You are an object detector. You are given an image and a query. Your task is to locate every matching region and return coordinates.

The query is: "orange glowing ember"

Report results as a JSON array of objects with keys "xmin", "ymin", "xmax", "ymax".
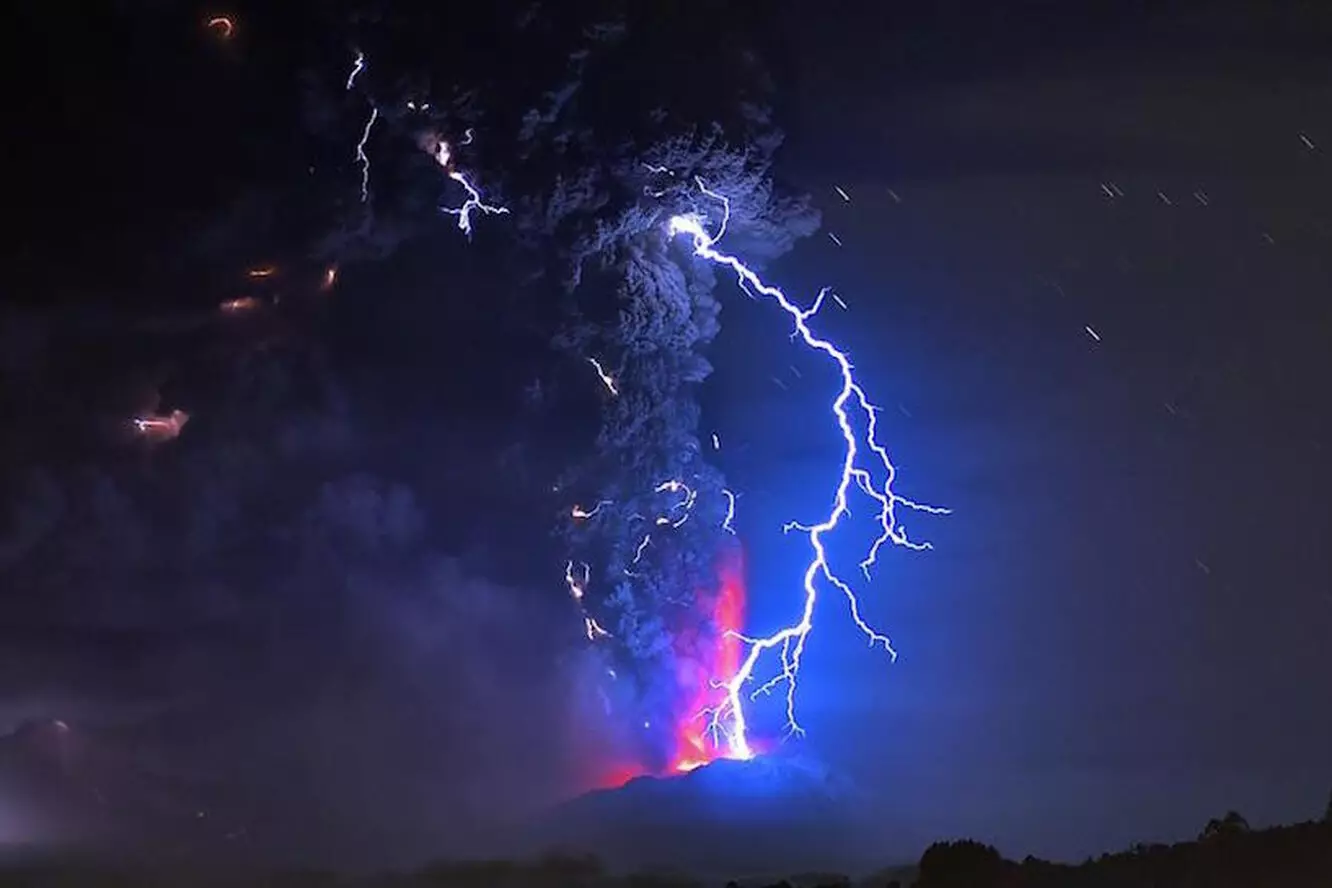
[
  {"xmin": 206, "ymin": 16, "xmax": 234, "ymax": 39},
  {"xmin": 132, "ymin": 409, "xmax": 189, "ymax": 442},
  {"xmin": 246, "ymin": 265, "xmax": 276, "ymax": 279},
  {"xmin": 219, "ymin": 296, "xmax": 259, "ymax": 313}
]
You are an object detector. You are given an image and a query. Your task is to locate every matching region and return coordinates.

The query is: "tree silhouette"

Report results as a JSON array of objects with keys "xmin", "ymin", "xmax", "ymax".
[
  {"xmin": 917, "ymin": 839, "xmax": 1007, "ymax": 887},
  {"xmin": 1200, "ymin": 810, "xmax": 1251, "ymax": 841}
]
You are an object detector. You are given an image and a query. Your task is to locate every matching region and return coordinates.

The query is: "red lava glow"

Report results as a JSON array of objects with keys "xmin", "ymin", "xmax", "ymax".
[
  {"xmin": 668, "ymin": 547, "xmax": 749, "ymax": 774},
  {"xmin": 592, "ymin": 763, "xmax": 646, "ymax": 791},
  {"xmin": 589, "ymin": 548, "xmax": 753, "ymax": 791}
]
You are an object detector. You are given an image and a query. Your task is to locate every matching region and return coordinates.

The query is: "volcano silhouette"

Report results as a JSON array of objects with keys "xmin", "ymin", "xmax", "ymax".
[{"xmin": 524, "ymin": 752, "xmax": 915, "ymax": 877}]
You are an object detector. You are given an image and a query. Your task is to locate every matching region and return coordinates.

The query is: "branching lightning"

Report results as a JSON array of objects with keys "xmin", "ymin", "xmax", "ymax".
[
  {"xmin": 240, "ymin": 24, "xmax": 944, "ymax": 782},
  {"xmin": 427, "ymin": 131, "xmax": 509, "ymax": 237},
  {"xmin": 341, "ymin": 46, "xmax": 502, "ymax": 232},
  {"xmin": 663, "ymin": 178, "xmax": 950, "ymax": 759}
]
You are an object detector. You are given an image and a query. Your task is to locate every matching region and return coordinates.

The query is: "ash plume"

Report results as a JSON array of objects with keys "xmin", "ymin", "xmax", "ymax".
[
  {"xmin": 285, "ymin": 0, "xmax": 820, "ymax": 771},
  {"xmin": 3, "ymin": 0, "xmax": 818, "ymax": 863}
]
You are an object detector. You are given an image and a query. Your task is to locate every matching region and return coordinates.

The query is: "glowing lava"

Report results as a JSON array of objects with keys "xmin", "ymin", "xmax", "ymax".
[
  {"xmin": 586, "ymin": 549, "xmax": 754, "ymax": 791},
  {"xmin": 670, "ymin": 547, "xmax": 753, "ymax": 773}
]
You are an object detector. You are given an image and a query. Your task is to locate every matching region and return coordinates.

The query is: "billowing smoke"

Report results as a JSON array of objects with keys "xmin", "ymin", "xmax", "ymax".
[
  {"xmin": 3, "ymin": 0, "xmax": 821, "ymax": 863},
  {"xmin": 284, "ymin": 3, "xmax": 821, "ymax": 772},
  {"xmin": 546, "ymin": 141, "xmax": 818, "ymax": 773},
  {"xmin": 0, "ymin": 305, "xmax": 588, "ymax": 863}
]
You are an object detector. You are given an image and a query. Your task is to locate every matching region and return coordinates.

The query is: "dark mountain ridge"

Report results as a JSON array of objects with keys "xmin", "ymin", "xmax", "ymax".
[{"xmin": 520, "ymin": 752, "xmax": 920, "ymax": 878}]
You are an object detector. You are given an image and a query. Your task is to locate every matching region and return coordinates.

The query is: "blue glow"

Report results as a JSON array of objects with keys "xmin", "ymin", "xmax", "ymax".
[{"xmin": 667, "ymin": 179, "xmax": 950, "ymax": 758}]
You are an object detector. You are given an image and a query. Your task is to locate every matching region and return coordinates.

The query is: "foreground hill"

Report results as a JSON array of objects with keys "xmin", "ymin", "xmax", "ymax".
[
  {"xmin": 518, "ymin": 753, "xmax": 921, "ymax": 878},
  {"xmin": 1, "ymin": 805, "xmax": 1330, "ymax": 887},
  {"xmin": 912, "ymin": 807, "xmax": 1332, "ymax": 888},
  {"xmin": 4, "ymin": 732, "xmax": 1330, "ymax": 886}
]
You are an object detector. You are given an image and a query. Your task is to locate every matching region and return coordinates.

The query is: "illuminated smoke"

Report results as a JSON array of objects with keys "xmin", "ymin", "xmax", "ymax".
[
  {"xmin": 296, "ymin": 11, "xmax": 856, "ymax": 776},
  {"xmin": 550, "ymin": 147, "xmax": 809, "ymax": 777}
]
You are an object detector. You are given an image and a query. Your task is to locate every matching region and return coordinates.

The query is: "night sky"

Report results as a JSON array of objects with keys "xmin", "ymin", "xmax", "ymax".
[{"xmin": 5, "ymin": 0, "xmax": 1331, "ymax": 870}]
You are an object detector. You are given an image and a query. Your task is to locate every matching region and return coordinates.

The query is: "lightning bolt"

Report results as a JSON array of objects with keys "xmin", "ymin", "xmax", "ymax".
[
  {"xmin": 622, "ymin": 531, "xmax": 652, "ymax": 579},
  {"xmin": 355, "ymin": 105, "xmax": 378, "ymax": 204},
  {"xmin": 132, "ymin": 410, "xmax": 190, "ymax": 442},
  {"xmin": 346, "ymin": 49, "xmax": 372, "ymax": 202},
  {"xmin": 565, "ymin": 559, "xmax": 612, "ymax": 641},
  {"xmin": 346, "ymin": 49, "xmax": 366, "ymax": 91},
  {"xmin": 428, "ymin": 131, "xmax": 509, "ymax": 237},
  {"xmin": 572, "ymin": 500, "xmax": 612, "ymax": 520},
  {"xmin": 721, "ymin": 488, "xmax": 737, "ymax": 535},
  {"xmin": 665, "ymin": 179, "xmax": 950, "ymax": 759},
  {"xmin": 631, "ymin": 534, "xmax": 652, "ymax": 565},
  {"xmin": 654, "ymin": 479, "xmax": 697, "ymax": 528},
  {"xmin": 587, "ymin": 357, "xmax": 619, "ymax": 396}
]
